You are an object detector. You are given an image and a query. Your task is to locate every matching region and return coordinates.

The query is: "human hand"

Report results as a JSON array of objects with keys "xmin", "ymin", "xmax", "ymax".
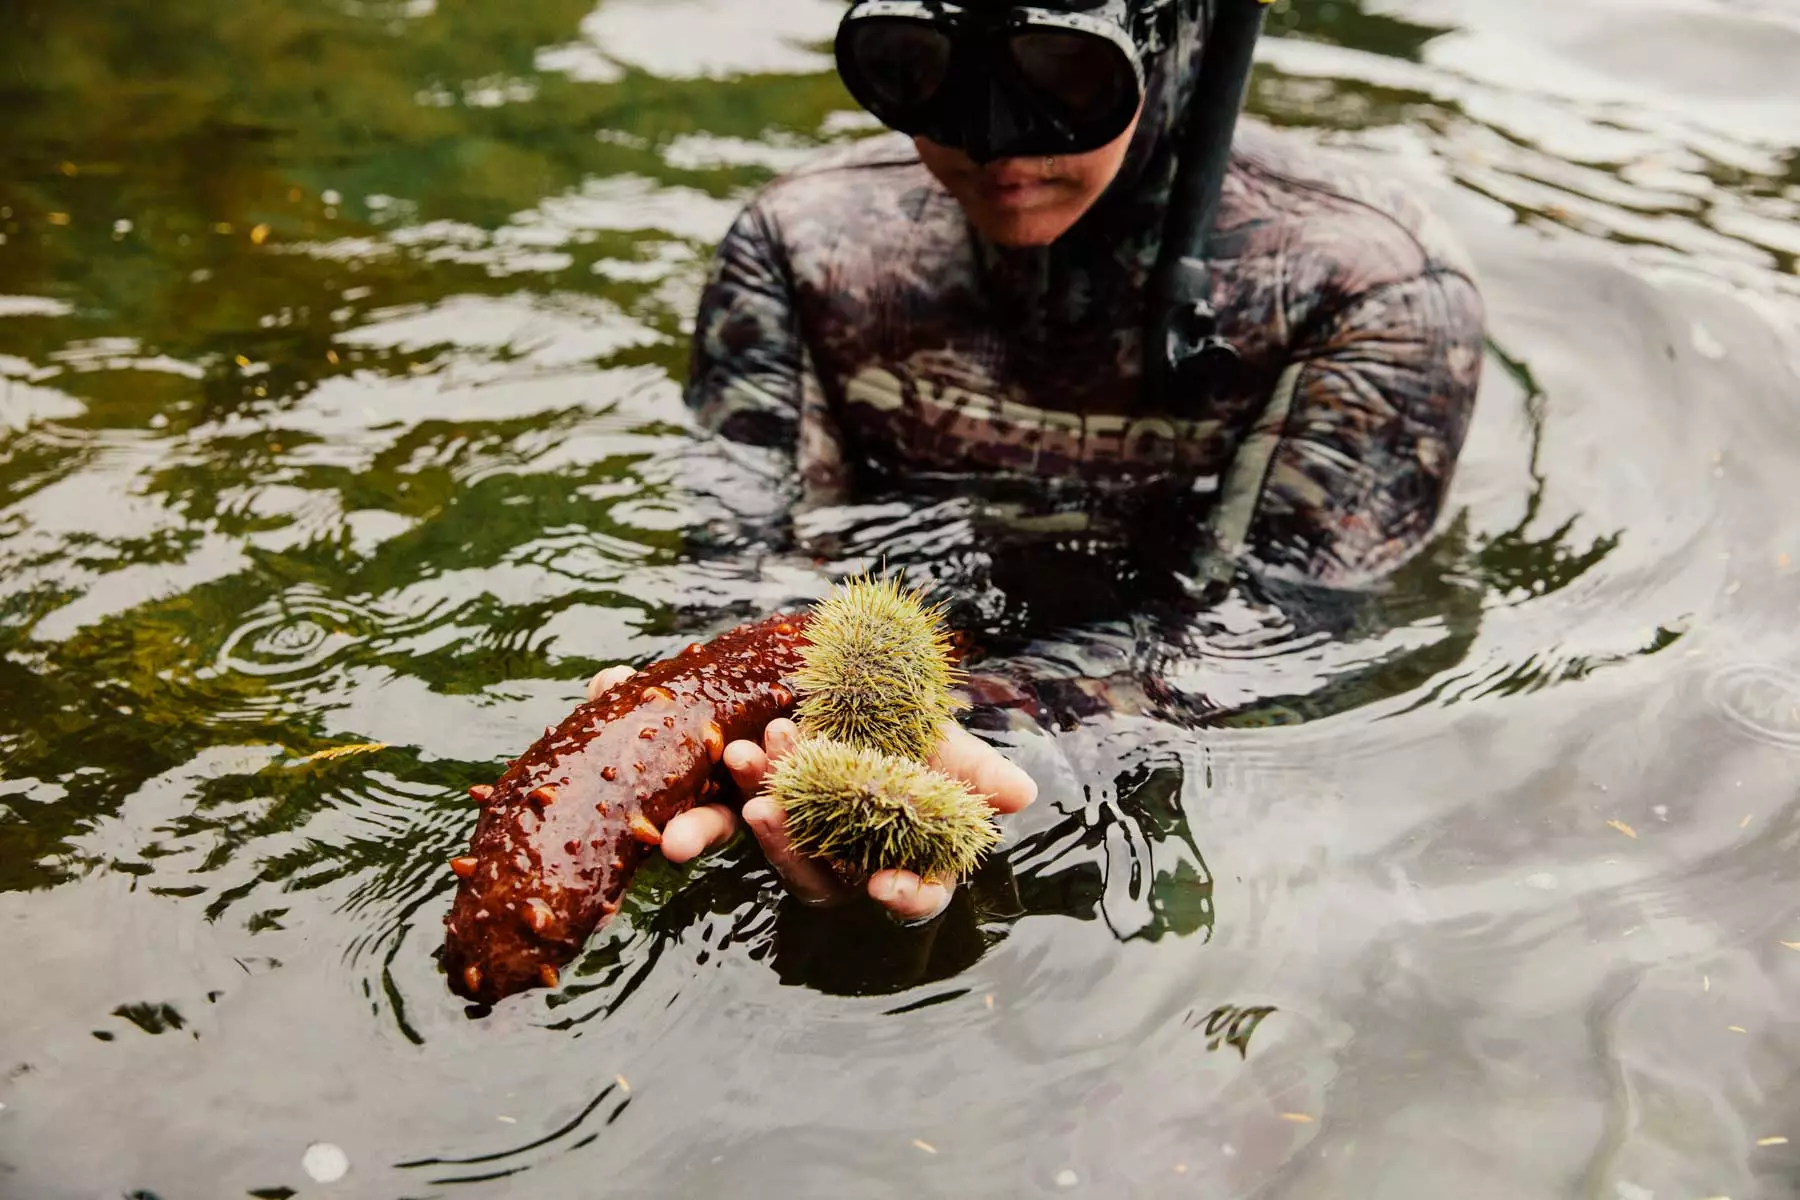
[{"xmin": 585, "ymin": 664, "xmax": 1038, "ymax": 922}]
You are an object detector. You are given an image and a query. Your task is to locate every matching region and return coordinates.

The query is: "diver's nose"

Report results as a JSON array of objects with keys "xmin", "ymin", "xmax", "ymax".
[{"xmin": 960, "ymin": 77, "xmax": 1024, "ymax": 165}]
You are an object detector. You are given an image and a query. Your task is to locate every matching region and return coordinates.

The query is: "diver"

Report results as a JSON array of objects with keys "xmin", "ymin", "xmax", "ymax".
[{"xmin": 591, "ymin": 0, "xmax": 1485, "ymax": 922}]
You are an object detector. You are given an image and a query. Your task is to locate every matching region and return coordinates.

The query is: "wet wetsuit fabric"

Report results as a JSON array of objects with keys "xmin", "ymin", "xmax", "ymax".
[{"xmin": 684, "ymin": 7, "xmax": 1484, "ymax": 589}]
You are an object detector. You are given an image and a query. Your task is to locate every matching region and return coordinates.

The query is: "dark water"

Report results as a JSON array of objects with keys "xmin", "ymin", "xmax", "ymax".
[{"xmin": 4, "ymin": 1, "xmax": 1800, "ymax": 1196}]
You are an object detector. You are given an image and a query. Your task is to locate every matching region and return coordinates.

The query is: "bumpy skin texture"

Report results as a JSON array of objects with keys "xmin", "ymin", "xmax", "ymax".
[
  {"xmin": 442, "ymin": 613, "xmax": 810, "ymax": 1004},
  {"xmin": 686, "ymin": 5, "xmax": 1486, "ymax": 586}
]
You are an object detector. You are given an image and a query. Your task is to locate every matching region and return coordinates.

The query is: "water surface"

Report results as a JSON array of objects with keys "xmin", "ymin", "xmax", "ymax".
[{"xmin": 3, "ymin": 1, "xmax": 1800, "ymax": 1196}]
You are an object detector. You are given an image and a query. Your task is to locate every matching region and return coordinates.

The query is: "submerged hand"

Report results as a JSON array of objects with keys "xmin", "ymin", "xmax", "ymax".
[
  {"xmin": 584, "ymin": 664, "xmax": 1038, "ymax": 922},
  {"xmin": 715, "ymin": 717, "xmax": 1037, "ymax": 921}
]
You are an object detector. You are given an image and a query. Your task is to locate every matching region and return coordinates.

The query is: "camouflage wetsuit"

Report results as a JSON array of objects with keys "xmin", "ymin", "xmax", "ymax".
[{"xmin": 684, "ymin": 8, "xmax": 1484, "ymax": 594}]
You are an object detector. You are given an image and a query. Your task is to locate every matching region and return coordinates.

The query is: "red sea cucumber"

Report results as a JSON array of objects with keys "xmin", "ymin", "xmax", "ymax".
[{"xmin": 441, "ymin": 612, "xmax": 810, "ymax": 1003}]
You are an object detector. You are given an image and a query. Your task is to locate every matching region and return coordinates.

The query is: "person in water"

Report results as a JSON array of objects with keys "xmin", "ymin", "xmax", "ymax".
[{"xmin": 592, "ymin": 0, "xmax": 1484, "ymax": 921}]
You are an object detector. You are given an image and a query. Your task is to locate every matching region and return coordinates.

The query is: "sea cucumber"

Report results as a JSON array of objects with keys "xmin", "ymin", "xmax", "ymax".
[{"xmin": 441, "ymin": 612, "xmax": 810, "ymax": 1004}]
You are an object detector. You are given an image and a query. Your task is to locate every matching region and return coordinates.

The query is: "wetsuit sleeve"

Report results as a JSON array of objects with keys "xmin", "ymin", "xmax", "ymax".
[
  {"xmin": 684, "ymin": 203, "xmax": 850, "ymax": 509},
  {"xmin": 1205, "ymin": 268, "xmax": 1485, "ymax": 586}
]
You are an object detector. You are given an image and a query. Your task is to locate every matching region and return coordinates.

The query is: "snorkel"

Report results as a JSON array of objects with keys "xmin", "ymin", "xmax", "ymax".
[
  {"xmin": 1145, "ymin": 0, "xmax": 1273, "ymax": 597},
  {"xmin": 1144, "ymin": 0, "xmax": 1273, "ymax": 412}
]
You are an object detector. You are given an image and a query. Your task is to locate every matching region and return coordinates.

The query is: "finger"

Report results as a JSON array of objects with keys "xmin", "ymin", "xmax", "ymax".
[
  {"xmin": 928, "ymin": 723, "xmax": 1038, "ymax": 814},
  {"xmin": 660, "ymin": 804, "xmax": 739, "ymax": 864},
  {"xmin": 763, "ymin": 718, "xmax": 800, "ymax": 764},
  {"xmin": 868, "ymin": 869, "xmax": 954, "ymax": 923},
  {"xmin": 723, "ymin": 739, "xmax": 769, "ymax": 799},
  {"xmin": 741, "ymin": 794, "xmax": 854, "ymax": 906},
  {"xmin": 586, "ymin": 664, "xmax": 637, "ymax": 702}
]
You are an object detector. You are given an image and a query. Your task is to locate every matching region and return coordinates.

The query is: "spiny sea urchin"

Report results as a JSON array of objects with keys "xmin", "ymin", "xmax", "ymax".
[
  {"xmin": 764, "ymin": 739, "xmax": 1000, "ymax": 882},
  {"xmin": 792, "ymin": 574, "xmax": 963, "ymax": 762}
]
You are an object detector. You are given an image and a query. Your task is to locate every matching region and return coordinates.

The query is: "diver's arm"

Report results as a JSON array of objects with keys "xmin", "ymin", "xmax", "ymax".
[
  {"xmin": 687, "ymin": 203, "xmax": 804, "ymax": 450},
  {"xmin": 1206, "ymin": 268, "xmax": 1486, "ymax": 587},
  {"xmin": 680, "ymin": 202, "xmax": 851, "ymax": 544}
]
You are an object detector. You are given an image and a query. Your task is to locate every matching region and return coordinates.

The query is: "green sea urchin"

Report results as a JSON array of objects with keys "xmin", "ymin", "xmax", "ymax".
[
  {"xmin": 792, "ymin": 574, "xmax": 962, "ymax": 762},
  {"xmin": 765, "ymin": 739, "xmax": 1000, "ymax": 882}
]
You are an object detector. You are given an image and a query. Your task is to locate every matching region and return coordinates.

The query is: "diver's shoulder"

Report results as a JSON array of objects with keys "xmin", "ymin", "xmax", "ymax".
[
  {"xmin": 737, "ymin": 131, "xmax": 958, "ymax": 270},
  {"xmin": 1228, "ymin": 121, "xmax": 1479, "ymax": 286}
]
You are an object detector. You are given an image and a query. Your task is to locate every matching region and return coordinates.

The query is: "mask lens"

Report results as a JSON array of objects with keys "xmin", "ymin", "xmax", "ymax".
[
  {"xmin": 840, "ymin": 18, "xmax": 953, "ymax": 117},
  {"xmin": 1006, "ymin": 29, "xmax": 1133, "ymax": 126}
]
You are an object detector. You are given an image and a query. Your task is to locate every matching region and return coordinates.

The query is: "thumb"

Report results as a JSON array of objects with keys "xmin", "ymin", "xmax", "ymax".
[{"xmin": 586, "ymin": 664, "xmax": 637, "ymax": 702}]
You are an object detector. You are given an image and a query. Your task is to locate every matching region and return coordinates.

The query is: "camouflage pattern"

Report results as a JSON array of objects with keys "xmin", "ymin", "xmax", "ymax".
[{"xmin": 686, "ymin": 5, "xmax": 1485, "ymax": 588}]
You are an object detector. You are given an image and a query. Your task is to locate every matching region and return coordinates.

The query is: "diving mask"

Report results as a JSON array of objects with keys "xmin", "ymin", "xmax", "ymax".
[{"xmin": 835, "ymin": 0, "xmax": 1182, "ymax": 163}]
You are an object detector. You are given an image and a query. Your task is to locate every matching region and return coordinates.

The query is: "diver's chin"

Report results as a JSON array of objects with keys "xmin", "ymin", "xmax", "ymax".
[{"xmin": 967, "ymin": 205, "xmax": 1086, "ymax": 248}]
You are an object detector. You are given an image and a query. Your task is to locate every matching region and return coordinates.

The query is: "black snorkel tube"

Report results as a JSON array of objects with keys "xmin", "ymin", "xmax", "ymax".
[{"xmin": 1144, "ymin": 0, "xmax": 1272, "ymax": 414}]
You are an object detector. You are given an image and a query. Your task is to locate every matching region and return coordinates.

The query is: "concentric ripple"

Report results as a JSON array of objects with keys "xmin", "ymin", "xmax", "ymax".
[
  {"xmin": 215, "ymin": 589, "xmax": 378, "ymax": 678},
  {"xmin": 1706, "ymin": 660, "xmax": 1800, "ymax": 750}
]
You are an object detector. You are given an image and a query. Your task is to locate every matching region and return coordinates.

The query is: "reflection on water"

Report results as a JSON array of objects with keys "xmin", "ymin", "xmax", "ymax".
[{"xmin": 3, "ymin": 0, "xmax": 1800, "ymax": 1196}]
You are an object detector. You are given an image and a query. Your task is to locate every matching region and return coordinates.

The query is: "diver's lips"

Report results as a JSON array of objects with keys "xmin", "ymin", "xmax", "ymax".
[{"xmin": 975, "ymin": 176, "xmax": 1061, "ymax": 210}]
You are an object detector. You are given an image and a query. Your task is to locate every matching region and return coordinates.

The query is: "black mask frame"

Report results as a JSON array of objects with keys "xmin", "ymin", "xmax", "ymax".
[{"xmin": 836, "ymin": 0, "xmax": 1183, "ymax": 162}]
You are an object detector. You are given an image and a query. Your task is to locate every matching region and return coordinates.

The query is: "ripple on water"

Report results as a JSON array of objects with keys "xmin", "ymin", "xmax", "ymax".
[
  {"xmin": 85, "ymin": 736, "xmax": 475, "ymax": 1042},
  {"xmin": 1706, "ymin": 661, "xmax": 1800, "ymax": 750},
  {"xmin": 393, "ymin": 1078, "xmax": 633, "ymax": 1189},
  {"xmin": 215, "ymin": 587, "xmax": 378, "ymax": 679},
  {"xmin": 8, "ymin": 0, "xmax": 1800, "ymax": 1195}
]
